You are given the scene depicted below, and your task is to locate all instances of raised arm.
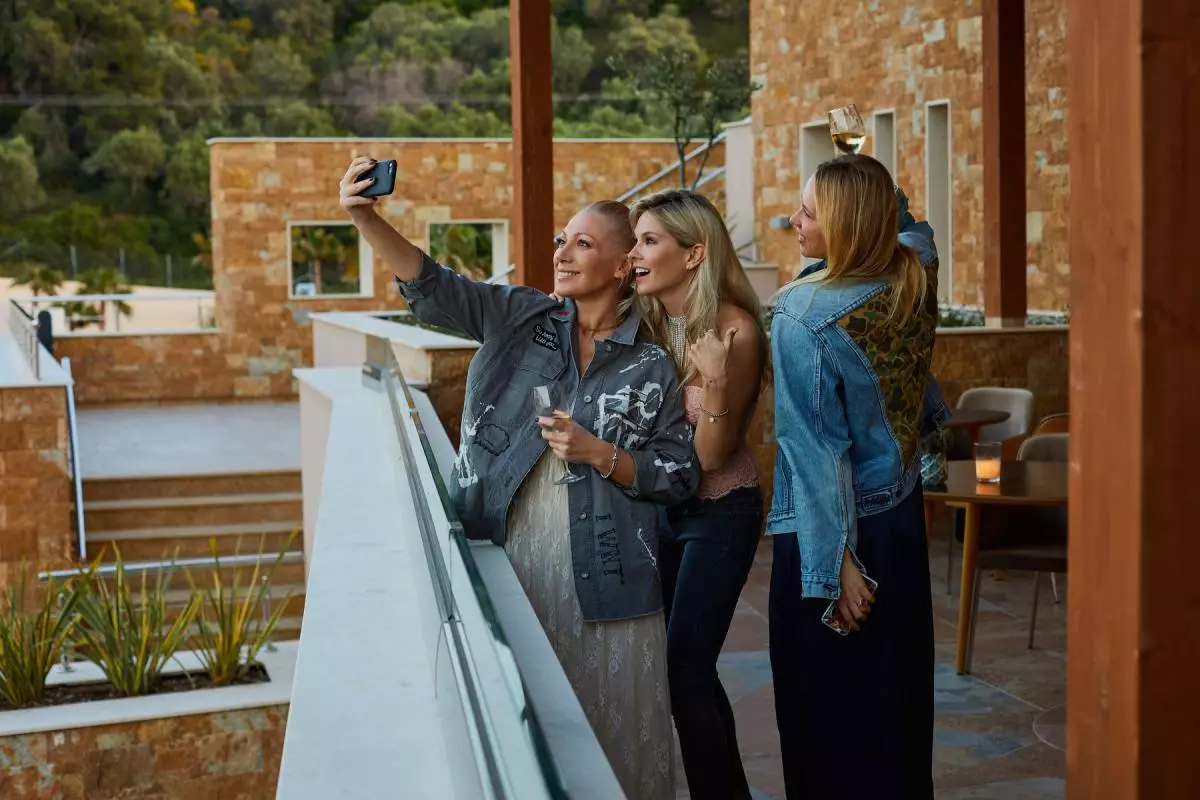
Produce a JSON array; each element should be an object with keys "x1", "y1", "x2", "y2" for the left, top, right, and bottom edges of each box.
[
  {"x1": 687, "y1": 309, "x2": 763, "y2": 472},
  {"x1": 339, "y1": 157, "x2": 552, "y2": 341}
]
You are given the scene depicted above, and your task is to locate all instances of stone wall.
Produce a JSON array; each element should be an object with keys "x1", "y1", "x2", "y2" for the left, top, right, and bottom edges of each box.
[
  {"x1": 63, "y1": 138, "x2": 701, "y2": 404},
  {"x1": 0, "y1": 386, "x2": 73, "y2": 591},
  {"x1": 55, "y1": 333, "x2": 228, "y2": 405},
  {"x1": 750, "y1": 0, "x2": 1070, "y2": 311},
  {"x1": 0, "y1": 705, "x2": 286, "y2": 799},
  {"x1": 932, "y1": 326, "x2": 1069, "y2": 424}
]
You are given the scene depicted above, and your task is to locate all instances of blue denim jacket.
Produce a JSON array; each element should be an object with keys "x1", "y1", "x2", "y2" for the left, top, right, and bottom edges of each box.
[
  {"x1": 396, "y1": 253, "x2": 700, "y2": 621},
  {"x1": 767, "y1": 191, "x2": 948, "y2": 600}
]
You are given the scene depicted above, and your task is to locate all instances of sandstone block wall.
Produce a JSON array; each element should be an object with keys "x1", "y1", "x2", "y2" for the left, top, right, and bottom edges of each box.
[
  {"x1": 0, "y1": 386, "x2": 73, "y2": 589},
  {"x1": 0, "y1": 705, "x2": 287, "y2": 799},
  {"x1": 64, "y1": 138, "x2": 703, "y2": 404},
  {"x1": 751, "y1": 0, "x2": 1070, "y2": 311}
]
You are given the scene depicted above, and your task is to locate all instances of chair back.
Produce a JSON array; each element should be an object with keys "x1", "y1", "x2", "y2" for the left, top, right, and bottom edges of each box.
[
  {"x1": 1032, "y1": 412, "x2": 1069, "y2": 435},
  {"x1": 957, "y1": 387, "x2": 1035, "y2": 442},
  {"x1": 1018, "y1": 432, "x2": 1069, "y2": 463}
]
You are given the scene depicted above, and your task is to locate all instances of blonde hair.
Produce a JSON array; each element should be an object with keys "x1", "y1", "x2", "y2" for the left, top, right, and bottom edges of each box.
[
  {"x1": 581, "y1": 199, "x2": 637, "y2": 314},
  {"x1": 778, "y1": 155, "x2": 927, "y2": 324},
  {"x1": 627, "y1": 189, "x2": 769, "y2": 387}
]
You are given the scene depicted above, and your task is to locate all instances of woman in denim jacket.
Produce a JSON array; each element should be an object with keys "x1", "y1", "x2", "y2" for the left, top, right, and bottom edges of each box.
[
  {"x1": 768, "y1": 154, "x2": 938, "y2": 798},
  {"x1": 339, "y1": 158, "x2": 699, "y2": 799},
  {"x1": 626, "y1": 189, "x2": 769, "y2": 800}
]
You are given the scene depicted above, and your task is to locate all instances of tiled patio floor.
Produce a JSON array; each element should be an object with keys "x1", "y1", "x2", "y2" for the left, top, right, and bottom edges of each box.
[{"x1": 700, "y1": 512, "x2": 1066, "y2": 799}]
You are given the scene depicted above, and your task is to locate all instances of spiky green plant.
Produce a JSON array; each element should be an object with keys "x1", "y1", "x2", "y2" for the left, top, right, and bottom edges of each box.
[
  {"x1": 71, "y1": 549, "x2": 201, "y2": 697},
  {"x1": 0, "y1": 567, "x2": 78, "y2": 708},
  {"x1": 186, "y1": 533, "x2": 297, "y2": 687}
]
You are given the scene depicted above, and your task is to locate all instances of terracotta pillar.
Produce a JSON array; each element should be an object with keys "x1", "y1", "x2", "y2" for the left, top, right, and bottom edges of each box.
[
  {"x1": 509, "y1": 0, "x2": 555, "y2": 292},
  {"x1": 1066, "y1": 0, "x2": 1200, "y2": 795},
  {"x1": 982, "y1": 0, "x2": 1027, "y2": 326}
]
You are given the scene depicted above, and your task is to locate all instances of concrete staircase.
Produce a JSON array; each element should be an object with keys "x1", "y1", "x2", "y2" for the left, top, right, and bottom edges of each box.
[{"x1": 81, "y1": 470, "x2": 306, "y2": 640}]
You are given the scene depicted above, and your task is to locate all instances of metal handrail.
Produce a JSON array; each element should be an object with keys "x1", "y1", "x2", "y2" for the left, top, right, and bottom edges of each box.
[
  {"x1": 616, "y1": 131, "x2": 728, "y2": 202},
  {"x1": 364, "y1": 335, "x2": 568, "y2": 799},
  {"x1": 61, "y1": 357, "x2": 86, "y2": 560},
  {"x1": 38, "y1": 550, "x2": 304, "y2": 582},
  {"x1": 6, "y1": 297, "x2": 40, "y2": 379},
  {"x1": 14, "y1": 290, "x2": 215, "y2": 305}
]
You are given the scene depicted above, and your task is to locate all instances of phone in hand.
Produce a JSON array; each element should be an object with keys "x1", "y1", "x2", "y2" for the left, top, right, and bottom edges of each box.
[
  {"x1": 358, "y1": 159, "x2": 397, "y2": 198},
  {"x1": 821, "y1": 573, "x2": 879, "y2": 637}
]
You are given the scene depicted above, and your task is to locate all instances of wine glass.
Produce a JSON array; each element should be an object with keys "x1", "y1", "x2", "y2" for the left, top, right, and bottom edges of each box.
[
  {"x1": 532, "y1": 386, "x2": 585, "y2": 485},
  {"x1": 828, "y1": 103, "x2": 867, "y2": 155}
]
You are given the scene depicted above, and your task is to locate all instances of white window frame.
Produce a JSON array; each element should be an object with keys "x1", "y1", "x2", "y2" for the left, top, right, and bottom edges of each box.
[
  {"x1": 424, "y1": 219, "x2": 511, "y2": 282},
  {"x1": 924, "y1": 100, "x2": 954, "y2": 302},
  {"x1": 871, "y1": 108, "x2": 898, "y2": 180},
  {"x1": 286, "y1": 220, "x2": 375, "y2": 300}
]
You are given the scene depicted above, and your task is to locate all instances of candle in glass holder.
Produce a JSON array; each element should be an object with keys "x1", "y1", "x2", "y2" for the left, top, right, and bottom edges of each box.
[{"x1": 974, "y1": 442, "x2": 1002, "y2": 484}]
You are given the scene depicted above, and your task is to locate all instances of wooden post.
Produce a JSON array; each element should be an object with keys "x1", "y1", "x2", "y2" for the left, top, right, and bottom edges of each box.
[
  {"x1": 981, "y1": 0, "x2": 1027, "y2": 327},
  {"x1": 1067, "y1": 0, "x2": 1200, "y2": 795},
  {"x1": 509, "y1": 0, "x2": 555, "y2": 292}
]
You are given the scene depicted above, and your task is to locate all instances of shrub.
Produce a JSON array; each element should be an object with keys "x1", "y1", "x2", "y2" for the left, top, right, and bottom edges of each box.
[{"x1": 0, "y1": 567, "x2": 78, "y2": 708}]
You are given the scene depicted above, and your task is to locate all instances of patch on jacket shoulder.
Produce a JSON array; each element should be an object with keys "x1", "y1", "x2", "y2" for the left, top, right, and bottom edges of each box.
[{"x1": 532, "y1": 324, "x2": 559, "y2": 351}]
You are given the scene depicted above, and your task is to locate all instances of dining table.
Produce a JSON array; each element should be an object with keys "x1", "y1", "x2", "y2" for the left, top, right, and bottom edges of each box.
[
  {"x1": 943, "y1": 407, "x2": 1012, "y2": 443},
  {"x1": 923, "y1": 460, "x2": 1069, "y2": 674}
]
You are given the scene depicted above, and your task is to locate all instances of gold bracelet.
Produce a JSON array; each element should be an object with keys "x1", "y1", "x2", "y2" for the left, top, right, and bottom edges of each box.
[
  {"x1": 699, "y1": 406, "x2": 729, "y2": 424},
  {"x1": 600, "y1": 442, "x2": 620, "y2": 479}
]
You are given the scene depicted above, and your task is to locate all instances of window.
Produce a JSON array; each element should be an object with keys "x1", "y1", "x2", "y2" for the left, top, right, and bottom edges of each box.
[
  {"x1": 925, "y1": 101, "x2": 953, "y2": 301},
  {"x1": 872, "y1": 110, "x2": 897, "y2": 179},
  {"x1": 288, "y1": 223, "x2": 373, "y2": 298},
  {"x1": 798, "y1": 121, "x2": 835, "y2": 270},
  {"x1": 427, "y1": 221, "x2": 509, "y2": 282}
]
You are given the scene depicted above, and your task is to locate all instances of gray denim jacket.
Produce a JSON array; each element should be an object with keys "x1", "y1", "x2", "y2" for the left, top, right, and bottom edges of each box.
[{"x1": 396, "y1": 253, "x2": 700, "y2": 622}]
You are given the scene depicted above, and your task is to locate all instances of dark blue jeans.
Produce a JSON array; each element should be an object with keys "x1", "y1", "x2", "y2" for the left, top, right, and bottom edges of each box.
[{"x1": 661, "y1": 485, "x2": 764, "y2": 800}]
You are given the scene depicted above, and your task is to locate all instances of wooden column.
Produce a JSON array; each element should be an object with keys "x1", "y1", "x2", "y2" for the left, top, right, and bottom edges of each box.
[
  {"x1": 1066, "y1": 0, "x2": 1200, "y2": 796},
  {"x1": 982, "y1": 0, "x2": 1027, "y2": 326},
  {"x1": 509, "y1": 0, "x2": 555, "y2": 292}
]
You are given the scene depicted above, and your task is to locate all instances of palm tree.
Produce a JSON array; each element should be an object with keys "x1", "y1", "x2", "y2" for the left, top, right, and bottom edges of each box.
[
  {"x1": 12, "y1": 263, "x2": 66, "y2": 297},
  {"x1": 291, "y1": 228, "x2": 347, "y2": 295},
  {"x1": 76, "y1": 268, "x2": 133, "y2": 331}
]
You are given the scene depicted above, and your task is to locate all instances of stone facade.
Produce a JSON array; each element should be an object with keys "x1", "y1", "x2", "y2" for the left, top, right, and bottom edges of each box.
[
  {"x1": 0, "y1": 387, "x2": 73, "y2": 589},
  {"x1": 0, "y1": 705, "x2": 287, "y2": 799},
  {"x1": 750, "y1": 0, "x2": 1070, "y2": 311},
  {"x1": 63, "y1": 138, "x2": 707, "y2": 403}
]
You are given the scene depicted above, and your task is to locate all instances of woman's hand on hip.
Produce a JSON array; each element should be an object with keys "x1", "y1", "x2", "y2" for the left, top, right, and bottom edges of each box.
[
  {"x1": 687, "y1": 327, "x2": 737, "y2": 383},
  {"x1": 539, "y1": 415, "x2": 607, "y2": 467},
  {"x1": 836, "y1": 548, "x2": 875, "y2": 632}
]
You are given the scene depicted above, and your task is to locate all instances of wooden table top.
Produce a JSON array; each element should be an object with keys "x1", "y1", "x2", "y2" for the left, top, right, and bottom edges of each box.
[
  {"x1": 923, "y1": 460, "x2": 1069, "y2": 506},
  {"x1": 944, "y1": 407, "x2": 1012, "y2": 429}
]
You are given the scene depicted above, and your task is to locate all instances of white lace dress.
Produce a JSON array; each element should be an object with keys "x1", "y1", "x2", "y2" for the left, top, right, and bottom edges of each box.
[{"x1": 505, "y1": 450, "x2": 675, "y2": 800}]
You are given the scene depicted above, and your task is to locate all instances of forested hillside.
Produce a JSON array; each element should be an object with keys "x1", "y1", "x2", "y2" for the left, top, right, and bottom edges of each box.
[{"x1": 0, "y1": 0, "x2": 749, "y2": 287}]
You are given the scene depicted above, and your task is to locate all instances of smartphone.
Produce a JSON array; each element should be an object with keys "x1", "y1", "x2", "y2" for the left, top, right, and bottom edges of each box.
[
  {"x1": 821, "y1": 573, "x2": 879, "y2": 637},
  {"x1": 358, "y1": 159, "x2": 397, "y2": 198}
]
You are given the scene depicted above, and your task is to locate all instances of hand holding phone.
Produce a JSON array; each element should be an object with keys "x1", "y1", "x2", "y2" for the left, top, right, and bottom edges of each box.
[
  {"x1": 357, "y1": 159, "x2": 397, "y2": 198},
  {"x1": 822, "y1": 573, "x2": 878, "y2": 637}
]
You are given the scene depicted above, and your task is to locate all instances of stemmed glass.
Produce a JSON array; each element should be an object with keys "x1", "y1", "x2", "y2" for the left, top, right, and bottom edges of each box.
[
  {"x1": 828, "y1": 103, "x2": 868, "y2": 155},
  {"x1": 533, "y1": 386, "x2": 586, "y2": 485}
]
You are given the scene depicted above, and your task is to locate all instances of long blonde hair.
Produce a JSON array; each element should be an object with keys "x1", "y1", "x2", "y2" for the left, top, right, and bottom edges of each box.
[
  {"x1": 628, "y1": 189, "x2": 769, "y2": 387},
  {"x1": 778, "y1": 155, "x2": 927, "y2": 324}
]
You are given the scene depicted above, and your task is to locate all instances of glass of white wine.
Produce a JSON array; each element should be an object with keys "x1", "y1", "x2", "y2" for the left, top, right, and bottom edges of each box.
[
  {"x1": 828, "y1": 103, "x2": 867, "y2": 155},
  {"x1": 532, "y1": 386, "x2": 586, "y2": 485}
]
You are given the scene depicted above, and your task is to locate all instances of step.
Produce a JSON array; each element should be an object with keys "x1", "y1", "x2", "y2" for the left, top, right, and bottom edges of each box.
[
  {"x1": 85, "y1": 492, "x2": 303, "y2": 533},
  {"x1": 161, "y1": 584, "x2": 307, "y2": 620},
  {"x1": 82, "y1": 471, "x2": 302, "y2": 503},
  {"x1": 83, "y1": 558, "x2": 308, "y2": 593},
  {"x1": 87, "y1": 529, "x2": 300, "y2": 562}
]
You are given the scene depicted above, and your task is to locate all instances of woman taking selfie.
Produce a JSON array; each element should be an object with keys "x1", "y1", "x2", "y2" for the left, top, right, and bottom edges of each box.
[
  {"x1": 627, "y1": 188, "x2": 769, "y2": 800},
  {"x1": 768, "y1": 154, "x2": 938, "y2": 798},
  {"x1": 339, "y1": 157, "x2": 698, "y2": 799}
]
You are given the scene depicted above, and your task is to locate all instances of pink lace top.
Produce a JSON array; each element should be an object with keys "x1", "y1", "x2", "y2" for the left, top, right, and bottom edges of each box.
[{"x1": 684, "y1": 386, "x2": 759, "y2": 500}]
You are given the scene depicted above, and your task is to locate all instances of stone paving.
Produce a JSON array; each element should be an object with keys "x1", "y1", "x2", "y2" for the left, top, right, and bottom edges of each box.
[{"x1": 693, "y1": 515, "x2": 1066, "y2": 799}]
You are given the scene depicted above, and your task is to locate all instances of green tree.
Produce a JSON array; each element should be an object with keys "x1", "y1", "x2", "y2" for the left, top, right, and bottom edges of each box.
[
  {"x1": 261, "y1": 102, "x2": 341, "y2": 137},
  {"x1": 247, "y1": 38, "x2": 314, "y2": 98},
  {"x1": 608, "y1": 8, "x2": 754, "y2": 187},
  {"x1": 164, "y1": 134, "x2": 211, "y2": 214},
  {"x1": 83, "y1": 127, "x2": 167, "y2": 196},
  {"x1": 12, "y1": 263, "x2": 66, "y2": 297},
  {"x1": 0, "y1": 137, "x2": 45, "y2": 216},
  {"x1": 76, "y1": 268, "x2": 134, "y2": 332}
]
